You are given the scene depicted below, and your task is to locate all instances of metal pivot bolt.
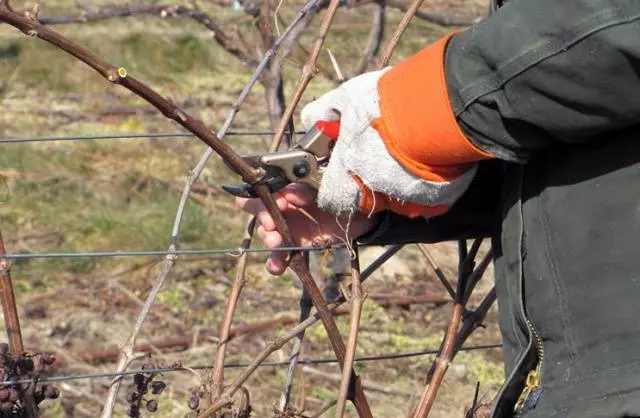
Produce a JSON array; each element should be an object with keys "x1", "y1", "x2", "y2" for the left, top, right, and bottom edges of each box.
[{"x1": 293, "y1": 160, "x2": 310, "y2": 178}]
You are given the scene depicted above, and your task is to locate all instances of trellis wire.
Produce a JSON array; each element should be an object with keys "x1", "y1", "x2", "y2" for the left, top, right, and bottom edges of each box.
[
  {"x1": 0, "y1": 131, "x2": 306, "y2": 144},
  {"x1": 1, "y1": 244, "x2": 356, "y2": 259},
  {"x1": 3, "y1": 343, "x2": 502, "y2": 385}
]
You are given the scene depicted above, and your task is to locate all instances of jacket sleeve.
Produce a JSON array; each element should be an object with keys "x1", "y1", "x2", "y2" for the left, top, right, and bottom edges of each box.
[
  {"x1": 357, "y1": 160, "x2": 503, "y2": 246},
  {"x1": 447, "y1": 0, "x2": 640, "y2": 162},
  {"x1": 376, "y1": 0, "x2": 640, "y2": 167},
  {"x1": 363, "y1": 0, "x2": 640, "y2": 244}
]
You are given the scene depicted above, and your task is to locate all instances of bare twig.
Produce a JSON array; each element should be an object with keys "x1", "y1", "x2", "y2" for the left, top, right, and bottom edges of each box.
[
  {"x1": 171, "y1": 0, "x2": 325, "y2": 261},
  {"x1": 40, "y1": 3, "x2": 258, "y2": 67},
  {"x1": 198, "y1": 302, "x2": 343, "y2": 417},
  {"x1": 208, "y1": 218, "x2": 255, "y2": 402},
  {"x1": 458, "y1": 240, "x2": 469, "y2": 272},
  {"x1": 257, "y1": 0, "x2": 287, "y2": 131},
  {"x1": 278, "y1": 255, "x2": 375, "y2": 416},
  {"x1": 233, "y1": 386, "x2": 252, "y2": 417},
  {"x1": 412, "y1": 262, "x2": 466, "y2": 417},
  {"x1": 460, "y1": 239, "x2": 483, "y2": 277},
  {"x1": 270, "y1": 0, "x2": 342, "y2": 150},
  {"x1": 310, "y1": 399, "x2": 338, "y2": 417},
  {"x1": 278, "y1": 284, "x2": 313, "y2": 411},
  {"x1": 39, "y1": 4, "x2": 174, "y2": 24},
  {"x1": 353, "y1": 1, "x2": 386, "y2": 76},
  {"x1": 280, "y1": 246, "x2": 402, "y2": 412},
  {"x1": 335, "y1": 249, "x2": 365, "y2": 417},
  {"x1": 465, "y1": 382, "x2": 481, "y2": 418},
  {"x1": 100, "y1": 258, "x2": 175, "y2": 418},
  {"x1": 0, "y1": 231, "x2": 37, "y2": 418},
  {"x1": 208, "y1": 7, "x2": 318, "y2": 399},
  {"x1": 158, "y1": 0, "x2": 320, "y2": 410},
  {"x1": 112, "y1": 0, "x2": 319, "y2": 412},
  {"x1": 362, "y1": 245, "x2": 404, "y2": 276},
  {"x1": 261, "y1": 0, "x2": 318, "y2": 146},
  {"x1": 326, "y1": 49, "x2": 345, "y2": 82},
  {"x1": 0, "y1": 230, "x2": 23, "y2": 353},
  {"x1": 292, "y1": 37, "x2": 343, "y2": 84},
  {"x1": 0, "y1": 9, "x2": 257, "y2": 176},
  {"x1": 379, "y1": 0, "x2": 425, "y2": 66},
  {"x1": 0, "y1": 7, "x2": 261, "y2": 414},
  {"x1": 261, "y1": 0, "x2": 374, "y2": 414},
  {"x1": 417, "y1": 244, "x2": 455, "y2": 299},
  {"x1": 38, "y1": 0, "x2": 323, "y2": 132},
  {"x1": 412, "y1": 250, "x2": 494, "y2": 418},
  {"x1": 60, "y1": 292, "x2": 442, "y2": 365},
  {"x1": 297, "y1": 356, "x2": 308, "y2": 411},
  {"x1": 454, "y1": 287, "x2": 497, "y2": 353},
  {"x1": 208, "y1": 1, "x2": 320, "y2": 404},
  {"x1": 384, "y1": 0, "x2": 481, "y2": 27},
  {"x1": 108, "y1": 281, "x2": 184, "y2": 326},
  {"x1": 378, "y1": 0, "x2": 482, "y2": 69},
  {"x1": 268, "y1": 7, "x2": 353, "y2": 398},
  {"x1": 40, "y1": 1, "x2": 478, "y2": 31},
  {"x1": 197, "y1": 245, "x2": 397, "y2": 417}
]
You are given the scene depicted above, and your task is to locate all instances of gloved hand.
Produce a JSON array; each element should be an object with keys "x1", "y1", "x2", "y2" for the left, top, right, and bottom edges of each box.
[
  {"x1": 302, "y1": 33, "x2": 492, "y2": 219},
  {"x1": 235, "y1": 33, "x2": 495, "y2": 276},
  {"x1": 236, "y1": 183, "x2": 378, "y2": 275}
]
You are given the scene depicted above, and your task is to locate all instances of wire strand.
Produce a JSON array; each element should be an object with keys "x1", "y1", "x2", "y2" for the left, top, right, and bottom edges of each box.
[
  {"x1": 0, "y1": 131, "x2": 305, "y2": 144},
  {"x1": 0, "y1": 244, "x2": 353, "y2": 259},
  {"x1": 1, "y1": 343, "x2": 502, "y2": 385}
]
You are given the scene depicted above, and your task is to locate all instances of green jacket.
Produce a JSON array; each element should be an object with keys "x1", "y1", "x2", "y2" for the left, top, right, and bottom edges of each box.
[{"x1": 363, "y1": 0, "x2": 640, "y2": 416}]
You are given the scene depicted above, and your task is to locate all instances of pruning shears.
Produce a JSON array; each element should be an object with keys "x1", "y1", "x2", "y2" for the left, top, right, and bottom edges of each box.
[{"x1": 222, "y1": 121, "x2": 341, "y2": 198}]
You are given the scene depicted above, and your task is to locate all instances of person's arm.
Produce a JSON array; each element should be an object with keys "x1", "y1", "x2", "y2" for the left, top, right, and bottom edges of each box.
[
  {"x1": 381, "y1": 0, "x2": 640, "y2": 169},
  {"x1": 237, "y1": 0, "x2": 640, "y2": 272},
  {"x1": 358, "y1": 160, "x2": 504, "y2": 246},
  {"x1": 362, "y1": 0, "x2": 640, "y2": 242},
  {"x1": 454, "y1": 0, "x2": 640, "y2": 162}
]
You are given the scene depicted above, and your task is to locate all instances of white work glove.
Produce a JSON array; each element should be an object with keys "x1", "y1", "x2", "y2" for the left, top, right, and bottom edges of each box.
[{"x1": 301, "y1": 69, "x2": 477, "y2": 218}]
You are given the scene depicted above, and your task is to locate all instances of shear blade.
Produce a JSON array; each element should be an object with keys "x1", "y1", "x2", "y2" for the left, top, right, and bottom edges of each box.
[
  {"x1": 222, "y1": 172, "x2": 292, "y2": 198},
  {"x1": 221, "y1": 183, "x2": 258, "y2": 198}
]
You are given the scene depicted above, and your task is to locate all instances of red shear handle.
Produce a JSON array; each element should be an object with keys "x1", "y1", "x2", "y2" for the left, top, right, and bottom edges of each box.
[{"x1": 315, "y1": 120, "x2": 340, "y2": 140}]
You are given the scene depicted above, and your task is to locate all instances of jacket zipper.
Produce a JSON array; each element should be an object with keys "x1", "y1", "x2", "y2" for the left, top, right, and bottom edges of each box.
[{"x1": 513, "y1": 318, "x2": 545, "y2": 413}]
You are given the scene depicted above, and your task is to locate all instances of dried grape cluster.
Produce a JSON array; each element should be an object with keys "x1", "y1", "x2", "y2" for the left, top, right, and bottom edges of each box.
[
  {"x1": 0, "y1": 343, "x2": 59, "y2": 416},
  {"x1": 185, "y1": 386, "x2": 251, "y2": 418},
  {"x1": 125, "y1": 363, "x2": 167, "y2": 418},
  {"x1": 276, "y1": 408, "x2": 305, "y2": 418},
  {"x1": 186, "y1": 386, "x2": 204, "y2": 412}
]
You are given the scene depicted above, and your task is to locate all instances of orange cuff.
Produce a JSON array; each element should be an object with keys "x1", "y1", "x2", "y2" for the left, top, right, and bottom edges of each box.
[
  {"x1": 375, "y1": 32, "x2": 492, "y2": 181},
  {"x1": 352, "y1": 175, "x2": 450, "y2": 219}
]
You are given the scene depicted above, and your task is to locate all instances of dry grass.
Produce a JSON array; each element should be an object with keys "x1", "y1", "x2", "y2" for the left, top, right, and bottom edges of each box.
[{"x1": 0, "y1": 1, "x2": 501, "y2": 416}]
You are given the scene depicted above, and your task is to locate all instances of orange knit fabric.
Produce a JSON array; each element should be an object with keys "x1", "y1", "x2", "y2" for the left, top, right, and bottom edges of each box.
[
  {"x1": 351, "y1": 175, "x2": 450, "y2": 219},
  {"x1": 375, "y1": 32, "x2": 492, "y2": 181}
]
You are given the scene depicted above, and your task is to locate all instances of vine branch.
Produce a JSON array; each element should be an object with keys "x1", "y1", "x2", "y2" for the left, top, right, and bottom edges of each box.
[
  {"x1": 412, "y1": 248, "x2": 494, "y2": 418},
  {"x1": 39, "y1": 3, "x2": 258, "y2": 67},
  {"x1": 353, "y1": 1, "x2": 386, "y2": 76},
  {"x1": 334, "y1": 248, "x2": 366, "y2": 417},
  {"x1": 207, "y1": 218, "x2": 255, "y2": 404},
  {"x1": 0, "y1": 230, "x2": 23, "y2": 354},
  {"x1": 0, "y1": 230, "x2": 38, "y2": 418},
  {"x1": 196, "y1": 245, "x2": 400, "y2": 417},
  {"x1": 270, "y1": 0, "x2": 342, "y2": 150}
]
